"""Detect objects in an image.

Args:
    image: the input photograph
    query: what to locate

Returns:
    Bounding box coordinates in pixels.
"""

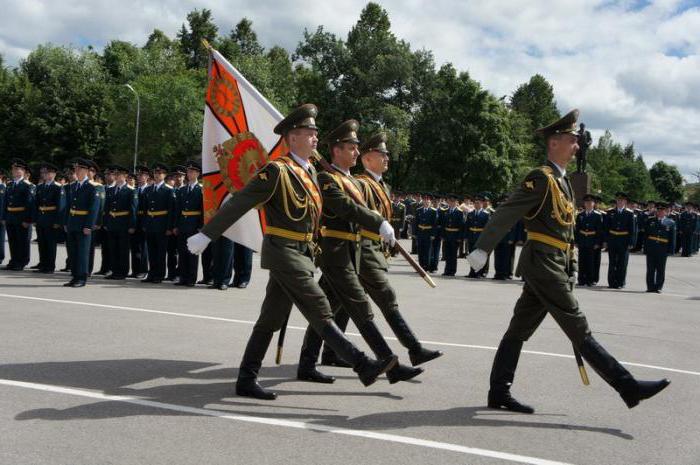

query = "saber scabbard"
[573,346,590,385]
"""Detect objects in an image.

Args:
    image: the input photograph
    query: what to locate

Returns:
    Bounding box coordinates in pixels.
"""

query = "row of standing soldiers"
[0,158,252,288]
[385,190,699,292]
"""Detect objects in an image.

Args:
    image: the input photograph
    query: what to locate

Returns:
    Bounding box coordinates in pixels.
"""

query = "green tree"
[649,161,684,202]
[177,8,218,69]
[510,74,560,163]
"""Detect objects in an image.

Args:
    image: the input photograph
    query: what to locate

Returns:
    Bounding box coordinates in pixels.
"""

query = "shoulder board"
[126,185,135,190]
[22,179,33,185]
[439,206,448,211]
[164,184,173,189]
[539,166,554,176]
[429,207,437,211]
[89,180,99,186]
[624,208,633,212]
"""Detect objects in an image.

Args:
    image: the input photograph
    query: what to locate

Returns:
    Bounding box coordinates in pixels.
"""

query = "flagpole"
[124,84,140,173]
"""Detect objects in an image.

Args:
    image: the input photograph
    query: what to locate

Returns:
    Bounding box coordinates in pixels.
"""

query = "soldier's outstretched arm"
[319,172,383,231]
[474,169,548,254]
[200,163,281,242]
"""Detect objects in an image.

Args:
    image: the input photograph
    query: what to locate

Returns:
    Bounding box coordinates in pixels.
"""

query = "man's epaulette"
[22,179,33,185]
[89,180,100,186]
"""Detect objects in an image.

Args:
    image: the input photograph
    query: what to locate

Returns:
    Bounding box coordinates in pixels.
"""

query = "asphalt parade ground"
[1,239,698,465]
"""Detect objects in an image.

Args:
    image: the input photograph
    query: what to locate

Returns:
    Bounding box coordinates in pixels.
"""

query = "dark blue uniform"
[129,184,150,277]
[33,181,66,272]
[413,205,438,272]
[678,210,696,257]
[175,183,204,286]
[0,182,6,265]
[493,221,521,280]
[575,209,605,286]
[439,206,464,276]
[644,216,676,292]
[605,207,637,288]
[103,184,138,279]
[233,242,253,287]
[465,208,490,277]
[65,180,101,284]
[89,183,107,275]
[4,178,36,270]
[143,182,176,282]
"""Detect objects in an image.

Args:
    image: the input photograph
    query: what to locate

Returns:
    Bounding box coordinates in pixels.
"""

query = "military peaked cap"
[273,103,319,135]
[360,132,389,154]
[320,119,360,147]
[535,109,580,138]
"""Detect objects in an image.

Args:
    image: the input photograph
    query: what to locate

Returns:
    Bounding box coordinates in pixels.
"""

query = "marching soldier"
[129,165,150,278]
[314,131,442,376]
[644,202,676,293]
[63,158,100,287]
[103,165,137,280]
[174,160,203,287]
[142,163,176,284]
[187,104,397,400]
[3,159,35,271]
[440,193,465,276]
[296,121,419,385]
[604,192,637,289]
[574,194,605,286]
[413,194,438,271]
[467,109,669,413]
[33,162,65,273]
[465,193,490,278]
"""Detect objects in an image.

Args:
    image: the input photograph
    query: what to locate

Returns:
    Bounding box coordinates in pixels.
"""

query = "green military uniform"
[297,122,419,385]
[390,199,406,236]
[200,105,396,400]
[474,109,669,413]
[318,132,443,372]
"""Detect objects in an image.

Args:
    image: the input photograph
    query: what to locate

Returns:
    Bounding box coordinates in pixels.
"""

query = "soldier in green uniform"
[467,109,670,413]
[390,192,406,237]
[312,131,443,379]
[296,122,420,385]
[187,105,397,400]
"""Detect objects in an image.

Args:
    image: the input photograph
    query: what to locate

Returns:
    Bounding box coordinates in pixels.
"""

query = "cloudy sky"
[1,0,699,178]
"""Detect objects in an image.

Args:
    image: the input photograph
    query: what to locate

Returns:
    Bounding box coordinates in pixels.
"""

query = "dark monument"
[571,122,592,204]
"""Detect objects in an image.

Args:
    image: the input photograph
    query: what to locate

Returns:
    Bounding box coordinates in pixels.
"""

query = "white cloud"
[0,0,698,177]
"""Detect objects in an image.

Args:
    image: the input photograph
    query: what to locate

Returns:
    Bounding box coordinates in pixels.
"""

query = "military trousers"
[36,225,59,272]
[429,237,441,271]
[577,245,597,286]
[645,251,668,292]
[0,223,5,263]
[233,242,253,286]
[129,228,148,276]
[107,229,130,278]
[493,241,513,279]
[503,272,591,348]
[211,236,234,286]
[166,234,178,279]
[176,231,199,285]
[146,231,167,280]
[607,244,630,288]
[416,232,433,270]
[6,223,31,268]
[67,230,92,281]
[442,238,459,275]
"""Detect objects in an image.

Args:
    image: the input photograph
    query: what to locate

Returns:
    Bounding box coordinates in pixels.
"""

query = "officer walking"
[103,165,137,280]
[575,194,605,286]
[467,109,669,413]
[142,163,176,284]
[174,160,203,287]
[645,202,676,293]
[4,159,36,271]
[604,192,637,289]
[33,162,65,273]
[63,158,100,287]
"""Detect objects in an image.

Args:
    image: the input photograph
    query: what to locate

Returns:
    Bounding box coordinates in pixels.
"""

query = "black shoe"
[488,390,535,413]
[30,264,41,269]
[94,270,108,276]
[141,277,153,283]
[174,281,188,286]
[59,268,71,272]
[236,380,277,400]
[621,379,671,409]
[216,284,228,291]
[150,279,163,284]
[408,346,444,366]
[386,364,424,384]
[63,280,77,287]
[297,367,335,384]
[236,282,249,289]
[321,353,352,368]
[164,276,176,282]
[197,279,212,285]
[71,281,87,288]
[357,355,398,387]
[106,275,126,280]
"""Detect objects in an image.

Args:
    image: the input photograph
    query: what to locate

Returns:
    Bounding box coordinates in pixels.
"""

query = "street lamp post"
[124,84,140,172]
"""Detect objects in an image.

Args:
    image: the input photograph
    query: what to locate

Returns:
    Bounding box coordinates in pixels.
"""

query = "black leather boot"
[487,338,534,413]
[579,335,670,409]
[320,309,352,368]
[297,326,335,384]
[236,329,277,400]
[384,311,443,366]
[358,320,422,384]
[319,322,397,387]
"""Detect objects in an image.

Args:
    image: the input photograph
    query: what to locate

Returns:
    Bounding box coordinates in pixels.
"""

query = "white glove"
[187,232,211,255]
[467,249,488,271]
[379,220,396,247]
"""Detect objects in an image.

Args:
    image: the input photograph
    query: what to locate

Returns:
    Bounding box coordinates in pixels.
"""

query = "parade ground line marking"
[1,292,699,378]
[0,378,574,465]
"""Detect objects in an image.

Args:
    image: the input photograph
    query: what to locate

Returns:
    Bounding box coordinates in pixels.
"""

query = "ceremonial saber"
[573,346,590,385]
[310,151,436,289]
[276,313,290,365]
